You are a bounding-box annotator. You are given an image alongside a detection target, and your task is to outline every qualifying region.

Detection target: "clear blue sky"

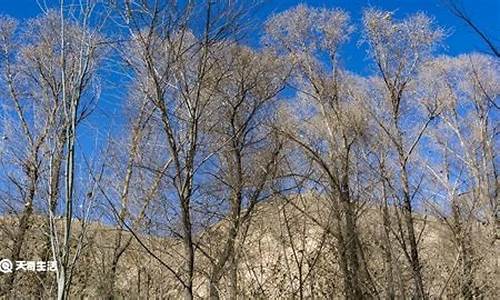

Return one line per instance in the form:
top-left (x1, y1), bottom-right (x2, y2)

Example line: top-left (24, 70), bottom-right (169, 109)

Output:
top-left (0, 0), bottom-right (497, 218)
top-left (1, 0), bottom-right (498, 74)
top-left (1, 0), bottom-right (498, 166)
top-left (259, 0), bottom-right (499, 74)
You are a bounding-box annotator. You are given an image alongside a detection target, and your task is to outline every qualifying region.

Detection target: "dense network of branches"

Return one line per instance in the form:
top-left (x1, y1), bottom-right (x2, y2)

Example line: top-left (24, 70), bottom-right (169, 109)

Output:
top-left (0, 1), bottom-right (498, 299)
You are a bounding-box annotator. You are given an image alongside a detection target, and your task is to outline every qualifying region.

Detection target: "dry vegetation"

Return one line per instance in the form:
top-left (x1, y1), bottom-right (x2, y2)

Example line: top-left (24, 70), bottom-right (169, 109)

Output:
top-left (0, 0), bottom-right (498, 299)
top-left (0, 195), bottom-right (497, 298)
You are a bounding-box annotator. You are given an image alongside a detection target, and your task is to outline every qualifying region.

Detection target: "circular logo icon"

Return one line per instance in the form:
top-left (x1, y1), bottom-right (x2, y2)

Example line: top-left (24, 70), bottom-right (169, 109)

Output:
top-left (0, 259), bottom-right (13, 273)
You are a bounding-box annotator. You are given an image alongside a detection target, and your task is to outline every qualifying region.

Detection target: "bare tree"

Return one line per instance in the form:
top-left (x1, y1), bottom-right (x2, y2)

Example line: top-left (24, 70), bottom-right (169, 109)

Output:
top-left (0, 1), bottom-right (497, 298)
top-left (362, 9), bottom-right (445, 299)
top-left (0, 3), bottom-right (106, 297)
top-left (54, 3), bottom-right (107, 297)
top-left (200, 44), bottom-right (287, 299)
top-left (421, 54), bottom-right (499, 298)
top-left (0, 16), bottom-right (45, 295)
top-left (266, 5), bottom-right (377, 298)
top-left (98, 98), bottom-right (172, 298)
top-left (115, 1), bottom-right (249, 298)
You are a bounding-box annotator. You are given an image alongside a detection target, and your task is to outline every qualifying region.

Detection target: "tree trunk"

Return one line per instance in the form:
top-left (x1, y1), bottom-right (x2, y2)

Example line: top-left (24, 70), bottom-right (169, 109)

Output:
top-left (451, 201), bottom-right (475, 299)
top-left (2, 164), bottom-right (37, 296)
top-left (181, 195), bottom-right (194, 300)
top-left (382, 202), bottom-right (395, 300)
top-left (399, 146), bottom-right (426, 299)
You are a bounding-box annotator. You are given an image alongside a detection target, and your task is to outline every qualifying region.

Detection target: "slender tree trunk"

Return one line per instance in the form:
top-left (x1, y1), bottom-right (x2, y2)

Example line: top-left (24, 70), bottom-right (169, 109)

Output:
top-left (393, 117), bottom-right (426, 299)
top-left (400, 166), bottom-right (425, 299)
top-left (342, 198), bottom-right (363, 299)
top-left (38, 133), bottom-right (65, 298)
top-left (208, 204), bottom-right (240, 299)
top-left (2, 162), bottom-right (38, 295)
top-left (106, 230), bottom-right (125, 299)
top-left (382, 201), bottom-right (395, 300)
top-left (451, 201), bottom-right (474, 299)
top-left (229, 253), bottom-right (238, 299)
top-left (332, 203), bottom-right (354, 299)
top-left (181, 193), bottom-right (195, 300)
top-left (209, 140), bottom-right (244, 299)
top-left (338, 164), bottom-right (369, 299)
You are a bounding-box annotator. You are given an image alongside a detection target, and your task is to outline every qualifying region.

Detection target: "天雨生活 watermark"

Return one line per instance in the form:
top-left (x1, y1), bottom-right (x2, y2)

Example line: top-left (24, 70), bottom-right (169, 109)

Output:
top-left (0, 258), bottom-right (57, 273)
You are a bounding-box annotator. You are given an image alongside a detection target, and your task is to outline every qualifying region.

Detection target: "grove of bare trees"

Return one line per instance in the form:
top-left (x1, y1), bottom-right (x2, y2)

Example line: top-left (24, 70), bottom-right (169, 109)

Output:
top-left (0, 1), bottom-right (498, 299)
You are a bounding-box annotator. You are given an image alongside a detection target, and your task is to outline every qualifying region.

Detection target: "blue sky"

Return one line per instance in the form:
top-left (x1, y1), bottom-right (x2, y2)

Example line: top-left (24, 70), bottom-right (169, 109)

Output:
top-left (1, 0), bottom-right (497, 178)
top-left (0, 0), bottom-right (497, 219)
top-left (1, 0), bottom-right (498, 74)
top-left (260, 0), bottom-right (499, 74)
top-left (1, 0), bottom-right (497, 134)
